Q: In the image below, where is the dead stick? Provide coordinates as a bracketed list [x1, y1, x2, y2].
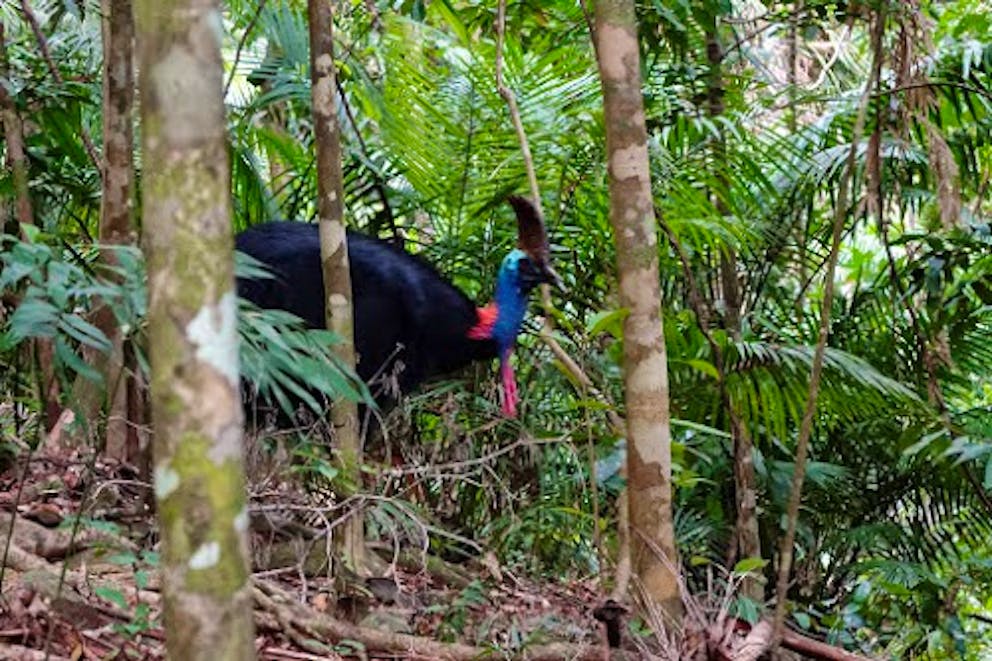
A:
[770, 7, 885, 648]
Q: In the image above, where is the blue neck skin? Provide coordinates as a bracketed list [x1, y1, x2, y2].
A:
[491, 249, 530, 352]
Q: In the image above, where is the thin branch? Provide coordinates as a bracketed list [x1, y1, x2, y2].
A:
[876, 79, 992, 103]
[495, 0, 540, 210]
[224, 0, 267, 97]
[771, 6, 886, 648]
[20, 0, 103, 176]
[335, 77, 400, 244]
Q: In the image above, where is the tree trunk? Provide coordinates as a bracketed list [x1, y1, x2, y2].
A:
[593, 0, 681, 625]
[308, 0, 365, 572]
[135, 0, 255, 658]
[0, 19, 61, 433]
[98, 0, 137, 459]
[70, 0, 138, 455]
[0, 21, 32, 232]
[771, 8, 886, 648]
[704, 20, 763, 603]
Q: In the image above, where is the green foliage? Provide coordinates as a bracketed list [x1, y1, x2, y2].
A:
[0, 232, 143, 385]
[0, 234, 369, 424]
[5, 0, 992, 657]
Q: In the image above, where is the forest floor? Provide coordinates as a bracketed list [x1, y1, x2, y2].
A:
[0, 436, 615, 660]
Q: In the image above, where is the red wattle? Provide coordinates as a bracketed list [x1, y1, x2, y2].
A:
[468, 304, 499, 340]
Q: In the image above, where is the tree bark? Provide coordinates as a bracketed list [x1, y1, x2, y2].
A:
[0, 19, 61, 433]
[593, 0, 681, 625]
[0, 21, 32, 232]
[135, 0, 255, 658]
[98, 0, 138, 460]
[703, 18, 763, 604]
[70, 0, 138, 456]
[308, 0, 365, 572]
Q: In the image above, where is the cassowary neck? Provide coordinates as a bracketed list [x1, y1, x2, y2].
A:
[491, 249, 529, 348]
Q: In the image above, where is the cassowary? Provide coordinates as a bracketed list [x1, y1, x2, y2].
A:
[235, 196, 559, 417]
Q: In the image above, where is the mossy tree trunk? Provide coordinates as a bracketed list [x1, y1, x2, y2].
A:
[135, 0, 255, 658]
[593, 0, 682, 625]
[308, 0, 365, 572]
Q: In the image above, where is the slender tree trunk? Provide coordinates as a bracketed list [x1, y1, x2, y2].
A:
[0, 21, 32, 232]
[98, 0, 137, 459]
[593, 0, 681, 624]
[0, 19, 60, 433]
[704, 20, 763, 603]
[70, 0, 138, 455]
[308, 0, 365, 572]
[100, 0, 136, 248]
[771, 8, 885, 648]
[135, 0, 255, 658]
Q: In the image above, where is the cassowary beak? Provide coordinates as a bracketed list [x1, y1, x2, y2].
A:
[542, 263, 565, 292]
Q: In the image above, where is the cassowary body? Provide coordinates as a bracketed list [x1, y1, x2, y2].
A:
[235, 197, 558, 416]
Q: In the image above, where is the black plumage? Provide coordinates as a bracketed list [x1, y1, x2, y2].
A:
[236, 222, 497, 398]
[235, 196, 559, 415]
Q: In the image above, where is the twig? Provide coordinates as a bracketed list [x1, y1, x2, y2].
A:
[770, 6, 886, 648]
[44, 448, 104, 658]
[0, 450, 36, 592]
[20, 0, 103, 176]
[336, 77, 400, 244]
[385, 436, 528, 475]
[495, 0, 540, 210]
[224, 0, 267, 97]
[875, 79, 992, 103]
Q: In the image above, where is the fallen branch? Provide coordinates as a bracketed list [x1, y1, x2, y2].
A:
[0, 643, 70, 661]
[727, 619, 873, 661]
[0, 511, 137, 562]
[254, 578, 606, 660]
[369, 545, 473, 589]
[782, 627, 874, 661]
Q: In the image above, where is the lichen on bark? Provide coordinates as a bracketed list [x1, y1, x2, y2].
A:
[136, 0, 255, 658]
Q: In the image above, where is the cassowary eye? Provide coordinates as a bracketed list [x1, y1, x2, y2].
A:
[516, 255, 562, 291]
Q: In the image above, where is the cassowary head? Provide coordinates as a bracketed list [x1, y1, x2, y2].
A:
[468, 196, 561, 417]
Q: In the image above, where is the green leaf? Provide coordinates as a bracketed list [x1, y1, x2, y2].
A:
[733, 557, 768, 575]
[9, 299, 59, 340]
[59, 314, 112, 353]
[55, 337, 103, 384]
[686, 358, 719, 379]
[732, 596, 761, 624]
[95, 586, 128, 610]
[586, 308, 629, 338]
